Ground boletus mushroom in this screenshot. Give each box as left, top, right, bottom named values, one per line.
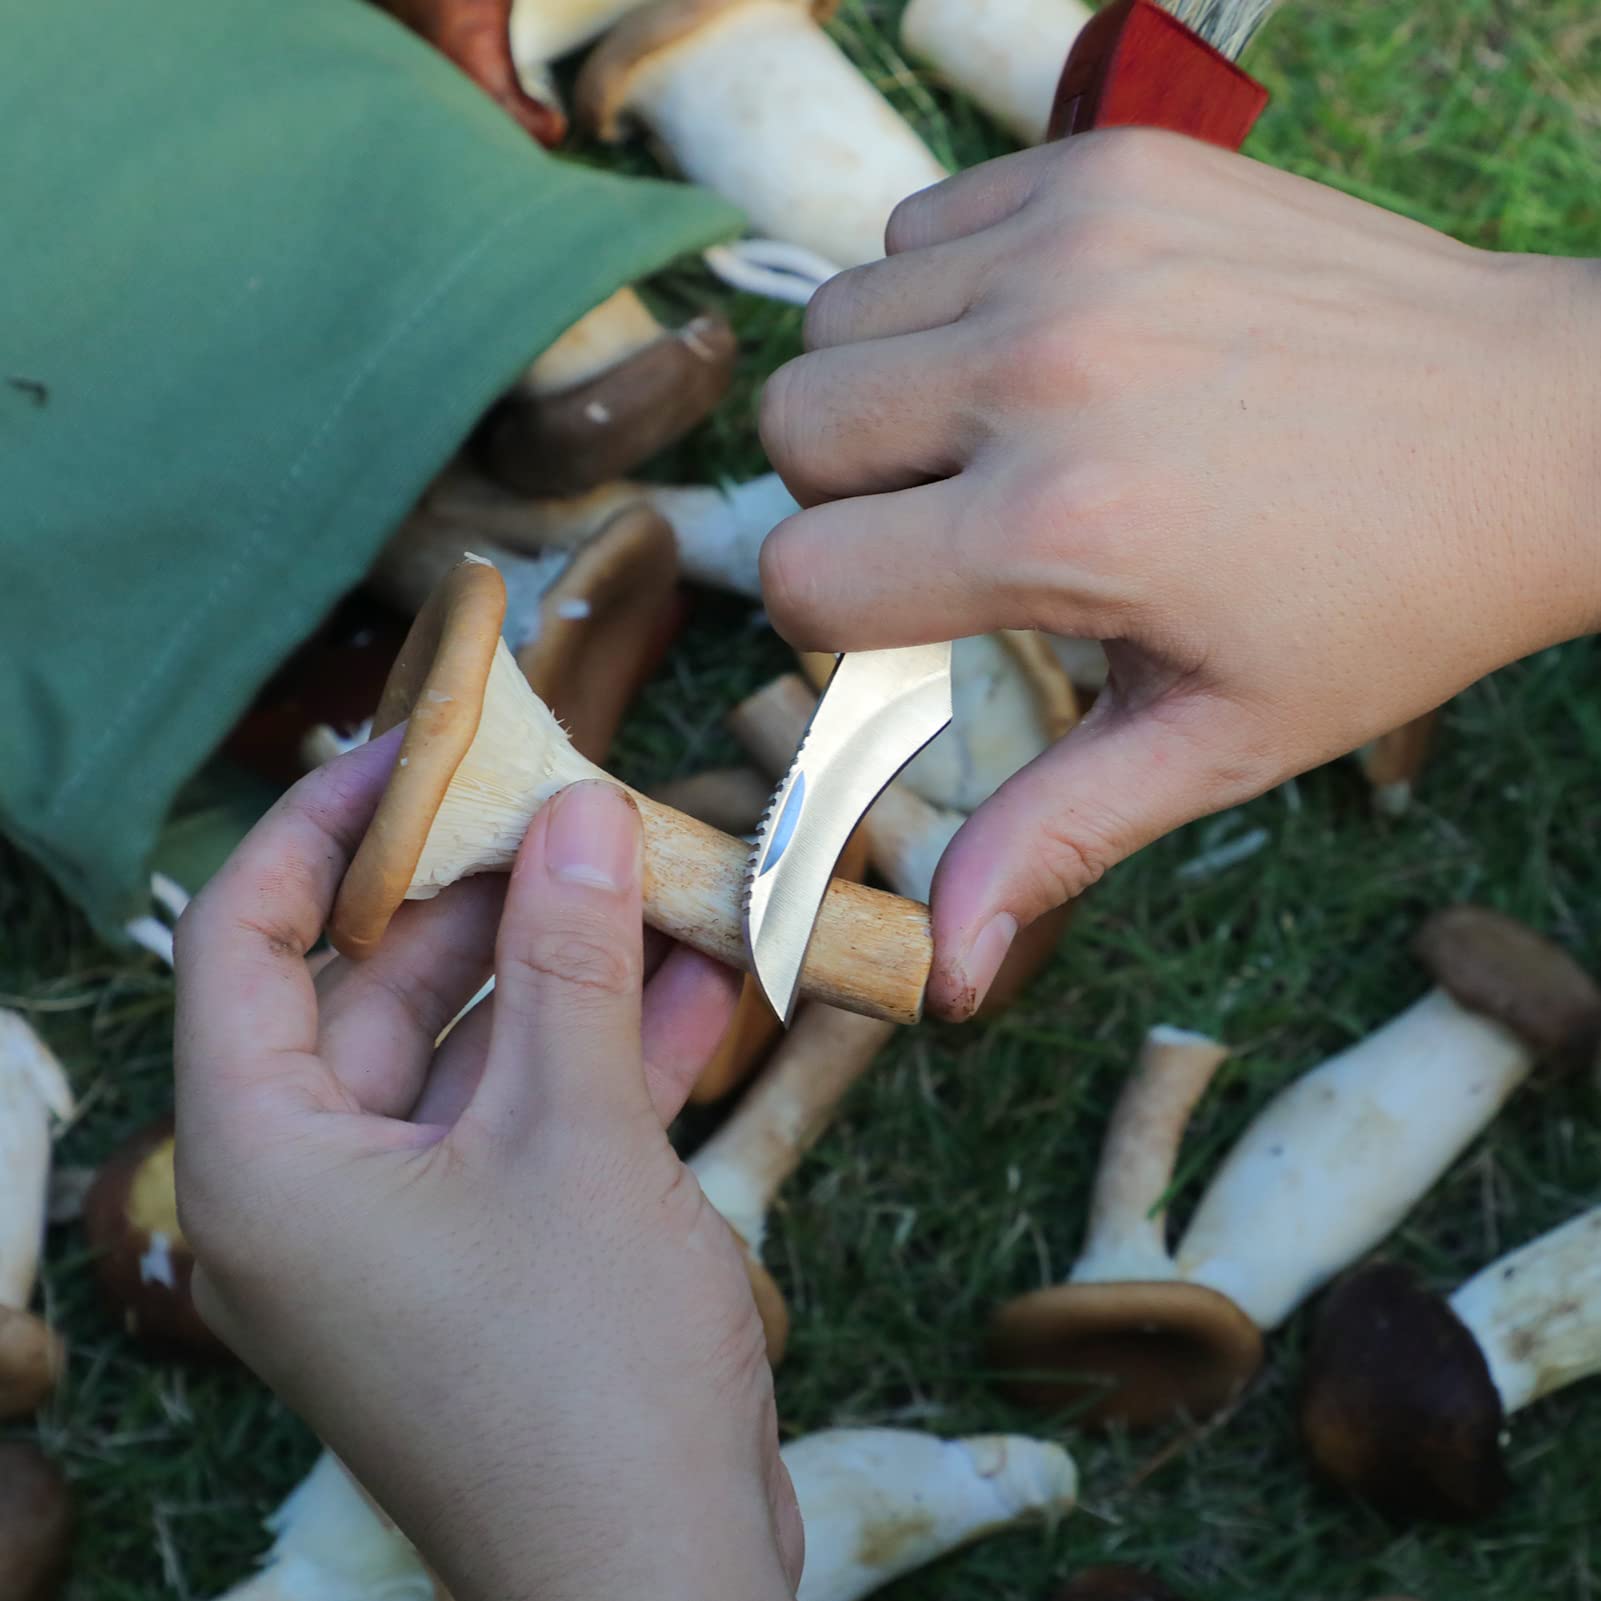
left=0, top=1012, right=72, bottom=1418
left=576, top=0, right=947, bottom=268
left=1053, top=1568, right=1186, bottom=1601
left=689, top=1002, right=896, bottom=1363
left=83, top=1118, right=222, bottom=1355
left=1301, top=1206, right=1601, bottom=1522
left=0, top=1441, right=72, bottom=1601
left=328, top=559, right=933, bottom=1024
left=900, top=0, right=1090, bottom=145
left=474, top=288, right=737, bottom=495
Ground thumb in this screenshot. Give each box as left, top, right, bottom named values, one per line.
left=925, top=693, right=1276, bottom=1020
left=469, top=781, right=651, bottom=1140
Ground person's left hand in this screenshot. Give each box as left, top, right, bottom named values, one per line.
left=173, top=733, right=801, bottom=1601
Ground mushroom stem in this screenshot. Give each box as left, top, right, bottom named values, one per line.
left=1071, top=1027, right=1229, bottom=1286
left=578, top=0, right=947, bottom=268
left=786, top=1428, right=1076, bottom=1601
left=519, top=287, right=665, bottom=395
left=689, top=1005, right=895, bottom=1253
left=1448, top=1206, right=1601, bottom=1415
left=1357, top=707, right=1440, bottom=817
left=900, top=0, right=1091, bottom=145
left=1174, top=988, right=1535, bottom=1330
left=509, top=0, right=641, bottom=88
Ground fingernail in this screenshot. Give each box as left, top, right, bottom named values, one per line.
left=545, top=782, right=639, bottom=893
left=963, top=913, right=1018, bottom=1012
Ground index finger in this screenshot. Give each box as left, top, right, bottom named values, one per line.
left=173, top=729, right=401, bottom=1135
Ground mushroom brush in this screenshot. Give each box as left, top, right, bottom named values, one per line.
left=0, top=1012, right=72, bottom=1419
left=375, top=500, right=682, bottom=763
left=688, top=1002, right=896, bottom=1363
left=575, top=0, right=947, bottom=268
left=0, top=1442, right=73, bottom=1601
left=473, top=288, right=737, bottom=496
left=989, top=908, right=1601, bottom=1425
left=1301, top=1206, right=1601, bottom=1523
left=328, top=559, right=933, bottom=1024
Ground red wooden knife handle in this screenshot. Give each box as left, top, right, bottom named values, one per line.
left=1046, top=0, right=1268, bottom=149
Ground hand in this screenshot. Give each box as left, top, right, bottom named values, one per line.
left=173, top=735, right=800, bottom=1601
left=758, top=131, right=1601, bottom=1019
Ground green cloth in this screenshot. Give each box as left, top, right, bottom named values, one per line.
left=0, top=0, right=740, bottom=937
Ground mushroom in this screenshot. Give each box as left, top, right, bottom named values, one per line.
left=990, top=907, right=1601, bottom=1425
left=575, top=0, right=948, bottom=269
left=644, top=766, right=776, bottom=837
left=0, top=1442, right=72, bottom=1601
left=375, top=499, right=682, bottom=763
left=328, top=559, right=932, bottom=1024
left=900, top=0, right=1091, bottom=145
left=689, top=1002, right=896, bottom=1363
left=1300, top=1206, right=1601, bottom=1522
left=83, top=1117, right=223, bottom=1356
left=0, top=1011, right=72, bottom=1419
left=1053, top=1568, right=1186, bottom=1601
left=473, top=289, right=737, bottom=496
left=728, top=673, right=1072, bottom=1013
left=1356, top=707, right=1440, bottom=817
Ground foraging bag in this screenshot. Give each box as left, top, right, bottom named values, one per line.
left=0, top=0, right=740, bottom=936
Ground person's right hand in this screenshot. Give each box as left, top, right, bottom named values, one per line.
left=757, top=133, right=1601, bottom=1019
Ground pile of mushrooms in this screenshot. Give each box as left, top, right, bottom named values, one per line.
left=328, top=559, right=933, bottom=1024
left=212, top=1428, right=1074, bottom=1601
left=1301, top=1205, right=1601, bottom=1521
left=987, top=908, right=1601, bottom=1425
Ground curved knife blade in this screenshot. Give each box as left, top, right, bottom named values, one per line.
left=743, top=642, right=953, bottom=1024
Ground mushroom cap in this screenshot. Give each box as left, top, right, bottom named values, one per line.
left=83, top=1118, right=224, bottom=1356
left=1413, top=905, right=1601, bottom=1069
left=0, top=1309, right=64, bottom=1421
left=986, top=1281, right=1263, bottom=1427
left=1299, top=1261, right=1508, bottom=1522
left=576, top=0, right=836, bottom=141
left=0, top=1442, right=72, bottom=1601
left=1054, top=1566, right=1187, bottom=1601
left=741, top=1242, right=790, bottom=1367
left=475, top=312, right=737, bottom=496
left=330, top=559, right=508, bottom=960
left=515, top=505, right=681, bottom=764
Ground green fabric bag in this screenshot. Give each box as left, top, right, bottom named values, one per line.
left=0, top=0, right=740, bottom=937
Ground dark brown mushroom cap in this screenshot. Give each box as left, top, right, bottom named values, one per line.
left=1299, top=1261, right=1508, bottom=1523
left=1054, top=1566, right=1187, bottom=1601
left=0, top=1442, right=72, bottom=1601
left=515, top=505, right=681, bottom=764
left=1414, top=906, right=1601, bottom=1069
left=0, top=1309, right=64, bottom=1421
left=330, top=559, right=509, bottom=960
left=83, top=1119, right=225, bottom=1357
left=474, top=312, right=737, bottom=497
left=986, top=1281, right=1263, bottom=1428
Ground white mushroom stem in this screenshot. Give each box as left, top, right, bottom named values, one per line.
left=689, top=1005, right=895, bottom=1253
left=788, top=1427, right=1076, bottom=1601
left=1069, top=1027, right=1229, bottom=1286
left=1448, top=1206, right=1601, bottom=1416
left=0, top=1012, right=74, bottom=1310
left=900, top=0, right=1091, bottom=145
left=516, top=287, right=667, bottom=396
left=509, top=0, right=638, bottom=92
left=1174, top=988, right=1536, bottom=1331
left=592, top=0, right=947, bottom=268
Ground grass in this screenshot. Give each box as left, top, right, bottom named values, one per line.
left=5, top=0, right=1600, bottom=1595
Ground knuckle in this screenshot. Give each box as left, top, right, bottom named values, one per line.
left=1078, top=126, right=1181, bottom=193
left=504, top=926, right=639, bottom=999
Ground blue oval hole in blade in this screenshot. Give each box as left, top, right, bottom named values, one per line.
left=759, top=772, right=805, bottom=875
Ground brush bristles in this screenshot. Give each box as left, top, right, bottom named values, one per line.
left=1162, top=0, right=1278, bottom=60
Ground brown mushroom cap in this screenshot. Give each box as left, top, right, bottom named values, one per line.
left=0, top=1442, right=72, bottom=1601
left=83, top=1119, right=224, bottom=1356
left=515, top=505, right=681, bottom=764
left=1299, top=1261, right=1508, bottom=1523
left=330, top=559, right=508, bottom=960
left=474, top=312, right=737, bottom=496
left=0, top=1309, right=64, bottom=1421
left=1054, top=1567, right=1187, bottom=1601
left=1413, top=906, right=1601, bottom=1070
left=987, top=1281, right=1263, bottom=1428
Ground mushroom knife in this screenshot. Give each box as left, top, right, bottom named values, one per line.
left=743, top=0, right=1272, bottom=1025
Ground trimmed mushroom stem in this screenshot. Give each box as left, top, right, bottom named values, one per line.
left=787, top=1428, right=1077, bottom=1601
left=581, top=0, right=947, bottom=268
left=1070, top=1027, right=1229, bottom=1285
left=900, top=0, right=1091, bottom=144
left=1448, top=1206, right=1601, bottom=1415
left=1174, top=988, right=1535, bottom=1330
left=1046, top=635, right=1109, bottom=692
left=690, top=1005, right=895, bottom=1254
left=516, top=287, right=667, bottom=395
